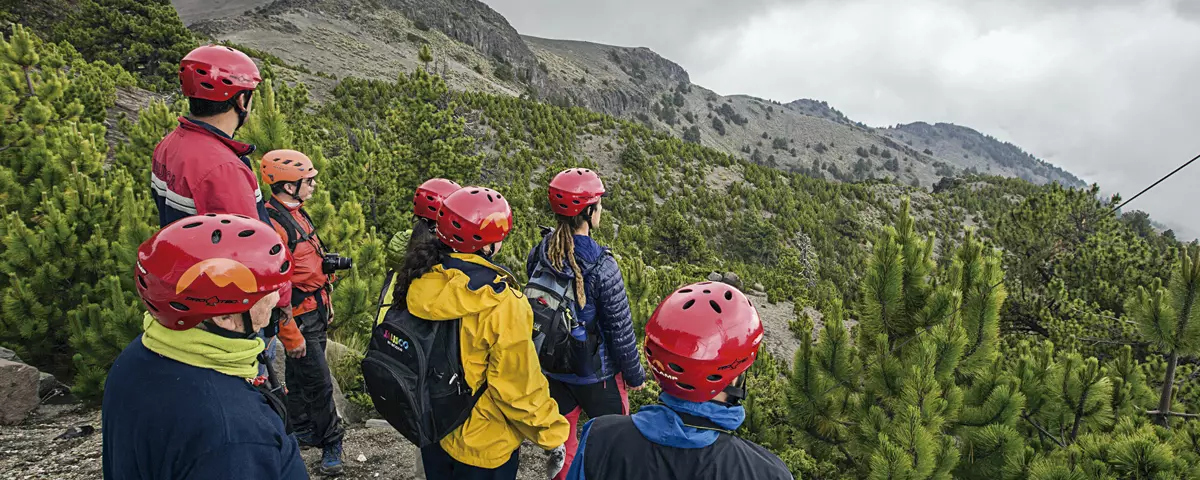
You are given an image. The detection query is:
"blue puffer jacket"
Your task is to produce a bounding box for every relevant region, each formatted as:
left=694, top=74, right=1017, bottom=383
left=526, top=233, right=645, bottom=387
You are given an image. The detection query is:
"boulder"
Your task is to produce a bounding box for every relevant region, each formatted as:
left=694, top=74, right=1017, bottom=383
left=0, top=346, right=22, bottom=363
left=0, top=359, right=39, bottom=425
left=707, top=272, right=722, bottom=282
left=753, top=282, right=766, bottom=292
left=721, top=272, right=743, bottom=289
left=38, top=371, right=67, bottom=399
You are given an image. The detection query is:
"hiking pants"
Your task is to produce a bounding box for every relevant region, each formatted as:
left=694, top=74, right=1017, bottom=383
left=285, top=313, right=344, bottom=447
left=421, top=442, right=520, bottom=480
left=548, top=373, right=630, bottom=480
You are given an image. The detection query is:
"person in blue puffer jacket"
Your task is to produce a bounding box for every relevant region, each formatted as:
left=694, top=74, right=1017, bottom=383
left=526, top=168, right=646, bottom=480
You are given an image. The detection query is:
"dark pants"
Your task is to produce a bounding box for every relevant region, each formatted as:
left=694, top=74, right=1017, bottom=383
left=421, top=442, right=519, bottom=480
left=548, top=375, right=630, bottom=480
left=285, top=313, right=344, bottom=447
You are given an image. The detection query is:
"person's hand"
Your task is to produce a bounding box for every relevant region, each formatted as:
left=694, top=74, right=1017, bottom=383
left=287, top=342, right=308, bottom=359
left=545, top=444, right=566, bottom=478
left=627, top=382, right=645, bottom=391
left=328, top=302, right=335, bottom=324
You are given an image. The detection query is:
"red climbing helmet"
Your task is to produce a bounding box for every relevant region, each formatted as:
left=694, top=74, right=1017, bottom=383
left=644, top=282, right=764, bottom=403
left=413, top=178, right=462, bottom=221
left=548, top=168, right=605, bottom=217
left=436, top=187, right=514, bottom=253
left=178, top=45, right=262, bottom=102
left=135, top=214, right=292, bottom=331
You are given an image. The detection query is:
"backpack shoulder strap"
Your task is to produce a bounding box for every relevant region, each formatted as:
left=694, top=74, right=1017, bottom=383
left=265, top=197, right=316, bottom=252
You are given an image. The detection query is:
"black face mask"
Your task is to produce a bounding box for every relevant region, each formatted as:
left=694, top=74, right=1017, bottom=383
left=714, top=374, right=748, bottom=407
left=233, top=91, right=253, bottom=132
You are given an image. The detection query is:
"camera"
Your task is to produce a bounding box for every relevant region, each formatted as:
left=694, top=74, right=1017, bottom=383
left=322, top=253, right=353, bottom=274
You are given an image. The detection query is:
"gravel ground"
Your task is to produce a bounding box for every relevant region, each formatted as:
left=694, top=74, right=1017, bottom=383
left=0, top=403, right=554, bottom=480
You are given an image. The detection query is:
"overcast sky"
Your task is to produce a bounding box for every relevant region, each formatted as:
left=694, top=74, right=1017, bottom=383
left=482, top=0, right=1200, bottom=238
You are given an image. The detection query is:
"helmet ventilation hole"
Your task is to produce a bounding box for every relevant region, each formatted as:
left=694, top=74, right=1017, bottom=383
left=283, top=159, right=293, bottom=165
left=496, top=194, right=502, bottom=199
left=725, top=291, right=734, bottom=301
left=470, top=190, right=480, bottom=195
left=220, top=219, right=232, bottom=225
left=709, top=300, right=722, bottom=314
left=679, top=288, right=693, bottom=294
left=200, top=82, right=215, bottom=90
left=238, top=230, right=255, bottom=238
left=453, top=235, right=465, bottom=243
left=427, top=205, right=437, bottom=212
left=668, top=362, right=685, bottom=373
left=196, top=69, right=208, bottom=75
left=280, top=260, right=290, bottom=273
left=473, top=235, right=483, bottom=241
left=182, top=221, right=203, bottom=229
left=145, top=302, right=160, bottom=312
left=707, top=374, right=723, bottom=382
left=205, top=213, right=217, bottom=217
left=676, top=382, right=695, bottom=391
left=270, top=244, right=283, bottom=255
left=487, top=194, right=494, bottom=202
left=137, top=275, right=147, bottom=290
left=426, top=195, right=435, bottom=201
left=558, top=203, right=568, bottom=209
left=572, top=200, right=581, bottom=204
left=211, top=230, right=222, bottom=244
left=452, top=220, right=462, bottom=229
left=222, top=79, right=233, bottom=85
left=682, top=299, right=695, bottom=310
left=703, top=289, right=711, bottom=294
left=169, top=302, right=190, bottom=311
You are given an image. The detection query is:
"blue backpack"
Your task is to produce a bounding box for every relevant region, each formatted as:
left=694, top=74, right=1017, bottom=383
left=525, top=255, right=603, bottom=376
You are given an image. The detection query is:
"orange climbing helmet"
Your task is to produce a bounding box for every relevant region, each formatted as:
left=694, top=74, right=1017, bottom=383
left=261, top=149, right=319, bottom=185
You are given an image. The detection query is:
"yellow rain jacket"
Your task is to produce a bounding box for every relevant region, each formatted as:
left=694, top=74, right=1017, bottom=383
left=404, top=253, right=569, bottom=468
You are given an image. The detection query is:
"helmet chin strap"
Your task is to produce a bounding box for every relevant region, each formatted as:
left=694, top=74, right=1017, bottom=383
left=712, top=374, right=748, bottom=407
left=203, top=311, right=258, bottom=341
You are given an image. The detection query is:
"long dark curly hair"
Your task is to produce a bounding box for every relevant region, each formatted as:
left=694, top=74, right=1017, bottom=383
left=392, top=219, right=451, bottom=305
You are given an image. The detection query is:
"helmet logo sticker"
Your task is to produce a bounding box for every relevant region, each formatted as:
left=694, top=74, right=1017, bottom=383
left=717, top=356, right=750, bottom=371
left=481, top=211, right=511, bottom=232
left=176, top=258, right=259, bottom=295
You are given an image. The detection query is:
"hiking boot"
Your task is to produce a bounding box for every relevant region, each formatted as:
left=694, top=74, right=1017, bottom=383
left=294, top=429, right=317, bottom=450
left=320, top=441, right=344, bottom=476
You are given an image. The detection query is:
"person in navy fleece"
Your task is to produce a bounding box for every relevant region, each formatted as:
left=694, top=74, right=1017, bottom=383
left=527, top=168, right=646, bottom=480
left=102, top=214, right=307, bottom=480
left=564, top=282, right=793, bottom=480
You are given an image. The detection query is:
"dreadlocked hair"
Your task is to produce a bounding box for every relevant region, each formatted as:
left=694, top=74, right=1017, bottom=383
left=392, top=219, right=449, bottom=305
left=548, top=210, right=592, bottom=307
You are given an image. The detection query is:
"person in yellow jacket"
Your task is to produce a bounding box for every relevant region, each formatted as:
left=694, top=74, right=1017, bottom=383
left=391, top=186, right=568, bottom=479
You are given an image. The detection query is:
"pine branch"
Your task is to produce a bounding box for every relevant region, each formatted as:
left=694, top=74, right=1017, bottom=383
left=1146, top=410, right=1200, bottom=420
left=1022, top=414, right=1066, bottom=448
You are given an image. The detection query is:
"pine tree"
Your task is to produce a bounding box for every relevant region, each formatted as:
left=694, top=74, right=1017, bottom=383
left=1127, top=245, right=1200, bottom=427
left=419, top=44, right=433, bottom=71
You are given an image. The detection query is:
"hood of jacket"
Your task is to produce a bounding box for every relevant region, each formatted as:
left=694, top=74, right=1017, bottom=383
left=532, top=232, right=605, bottom=278
left=406, top=253, right=522, bottom=322
left=631, top=393, right=747, bottom=449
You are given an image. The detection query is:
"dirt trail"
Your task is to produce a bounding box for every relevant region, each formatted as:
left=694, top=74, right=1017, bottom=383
left=1, top=404, right=553, bottom=479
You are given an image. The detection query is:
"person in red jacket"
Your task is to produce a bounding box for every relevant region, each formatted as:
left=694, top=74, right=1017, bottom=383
left=151, top=44, right=290, bottom=386
left=152, top=44, right=266, bottom=227
left=260, top=149, right=346, bottom=476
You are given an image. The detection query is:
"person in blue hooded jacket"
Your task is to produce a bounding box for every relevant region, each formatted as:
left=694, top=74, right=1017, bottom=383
left=564, top=281, right=793, bottom=480
left=526, top=168, right=646, bottom=480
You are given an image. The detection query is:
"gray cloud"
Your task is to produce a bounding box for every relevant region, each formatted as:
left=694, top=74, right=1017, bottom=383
left=483, top=0, right=1200, bottom=237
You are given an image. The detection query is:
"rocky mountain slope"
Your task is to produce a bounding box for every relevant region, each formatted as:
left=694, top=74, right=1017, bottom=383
left=174, top=0, right=1084, bottom=189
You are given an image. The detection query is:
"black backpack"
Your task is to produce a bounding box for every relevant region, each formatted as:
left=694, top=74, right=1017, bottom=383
left=525, top=255, right=603, bottom=376
left=361, top=307, right=485, bottom=448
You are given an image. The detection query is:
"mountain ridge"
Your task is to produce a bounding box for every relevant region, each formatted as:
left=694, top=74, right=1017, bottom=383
left=173, top=0, right=1085, bottom=188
